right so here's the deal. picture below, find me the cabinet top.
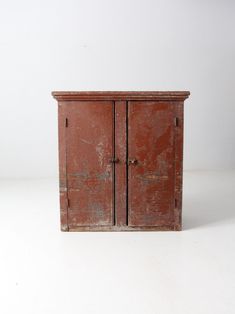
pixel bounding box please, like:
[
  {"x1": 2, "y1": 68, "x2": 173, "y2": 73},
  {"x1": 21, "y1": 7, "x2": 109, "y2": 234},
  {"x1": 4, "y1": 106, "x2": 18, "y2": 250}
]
[{"x1": 52, "y1": 91, "x2": 190, "y2": 101}]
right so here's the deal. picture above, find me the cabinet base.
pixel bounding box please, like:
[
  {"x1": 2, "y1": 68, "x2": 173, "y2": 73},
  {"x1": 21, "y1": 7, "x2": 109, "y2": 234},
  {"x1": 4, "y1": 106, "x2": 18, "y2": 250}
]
[{"x1": 61, "y1": 225, "x2": 182, "y2": 232}]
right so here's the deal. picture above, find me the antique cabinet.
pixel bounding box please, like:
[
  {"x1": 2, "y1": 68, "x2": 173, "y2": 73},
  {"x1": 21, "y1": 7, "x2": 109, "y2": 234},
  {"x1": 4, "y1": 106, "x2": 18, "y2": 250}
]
[{"x1": 52, "y1": 91, "x2": 190, "y2": 231}]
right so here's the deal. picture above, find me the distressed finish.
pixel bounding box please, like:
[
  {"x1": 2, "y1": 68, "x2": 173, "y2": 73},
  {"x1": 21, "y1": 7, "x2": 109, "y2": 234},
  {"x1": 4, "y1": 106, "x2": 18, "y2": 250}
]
[
  {"x1": 52, "y1": 91, "x2": 190, "y2": 231},
  {"x1": 115, "y1": 101, "x2": 127, "y2": 226},
  {"x1": 128, "y1": 101, "x2": 175, "y2": 227},
  {"x1": 65, "y1": 101, "x2": 114, "y2": 228}
]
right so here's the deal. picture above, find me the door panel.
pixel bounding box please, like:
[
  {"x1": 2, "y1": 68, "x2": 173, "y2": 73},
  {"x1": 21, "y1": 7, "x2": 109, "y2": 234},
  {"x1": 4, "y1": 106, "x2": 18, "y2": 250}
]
[
  {"x1": 128, "y1": 101, "x2": 175, "y2": 227},
  {"x1": 65, "y1": 101, "x2": 114, "y2": 227}
]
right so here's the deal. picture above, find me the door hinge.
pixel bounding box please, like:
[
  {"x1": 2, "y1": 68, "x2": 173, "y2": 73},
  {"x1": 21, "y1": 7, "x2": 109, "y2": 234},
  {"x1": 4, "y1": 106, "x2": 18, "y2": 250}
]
[
  {"x1": 67, "y1": 198, "x2": 70, "y2": 208},
  {"x1": 175, "y1": 199, "x2": 177, "y2": 208},
  {"x1": 65, "y1": 118, "x2": 68, "y2": 127},
  {"x1": 175, "y1": 117, "x2": 179, "y2": 127}
]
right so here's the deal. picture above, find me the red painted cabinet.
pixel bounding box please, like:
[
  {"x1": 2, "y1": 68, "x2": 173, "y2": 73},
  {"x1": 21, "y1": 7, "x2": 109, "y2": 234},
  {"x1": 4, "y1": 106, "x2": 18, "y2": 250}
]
[{"x1": 52, "y1": 92, "x2": 190, "y2": 231}]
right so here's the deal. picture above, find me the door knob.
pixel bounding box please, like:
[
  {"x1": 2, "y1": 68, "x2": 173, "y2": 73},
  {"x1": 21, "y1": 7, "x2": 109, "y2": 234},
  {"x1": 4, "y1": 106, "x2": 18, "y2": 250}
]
[
  {"x1": 109, "y1": 157, "x2": 119, "y2": 163},
  {"x1": 128, "y1": 158, "x2": 138, "y2": 165}
]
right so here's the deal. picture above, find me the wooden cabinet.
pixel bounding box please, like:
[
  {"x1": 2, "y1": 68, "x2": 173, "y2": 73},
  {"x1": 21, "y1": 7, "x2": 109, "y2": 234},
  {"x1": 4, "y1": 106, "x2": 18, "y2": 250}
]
[{"x1": 52, "y1": 91, "x2": 190, "y2": 231}]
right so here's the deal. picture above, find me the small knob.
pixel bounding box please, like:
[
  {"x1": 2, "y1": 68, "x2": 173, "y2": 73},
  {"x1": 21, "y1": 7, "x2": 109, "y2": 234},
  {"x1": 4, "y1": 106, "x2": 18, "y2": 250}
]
[
  {"x1": 128, "y1": 158, "x2": 138, "y2": 165},
  {"x1": 109, "y1": 157, "x2": 119, "y2": 163}
]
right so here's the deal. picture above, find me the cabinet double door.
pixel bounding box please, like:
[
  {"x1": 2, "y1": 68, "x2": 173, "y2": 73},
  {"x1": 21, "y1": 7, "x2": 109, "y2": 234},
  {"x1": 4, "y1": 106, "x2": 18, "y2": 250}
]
[{"x1": 64, "y1": 100, "x2": 176, "y2": 230}]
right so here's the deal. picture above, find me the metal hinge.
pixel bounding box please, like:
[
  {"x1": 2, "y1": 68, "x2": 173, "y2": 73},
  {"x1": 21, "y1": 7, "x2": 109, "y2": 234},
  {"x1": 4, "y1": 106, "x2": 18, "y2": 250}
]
[
  {"x1": 175, "y1": 199, "x2": 178, "y2": 208},
  {"x1": 174, "y1": 117, "x2": 180, "y2": 127},
  {"x1": 67, "y1": 198, "x2": 70, "y2": 208},
  {"x1": 65, "y1": 118, "x2": 68, "y2": 127},
  {"x1": 175, "y1": 117, "x2": 179, "y2": 127}
]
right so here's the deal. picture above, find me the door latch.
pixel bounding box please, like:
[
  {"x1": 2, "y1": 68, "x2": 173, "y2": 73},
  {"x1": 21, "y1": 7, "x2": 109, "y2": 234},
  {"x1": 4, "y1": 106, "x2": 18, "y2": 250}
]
[{"x1": 128, "y1": 158, "x2": 138, "y2": 165}]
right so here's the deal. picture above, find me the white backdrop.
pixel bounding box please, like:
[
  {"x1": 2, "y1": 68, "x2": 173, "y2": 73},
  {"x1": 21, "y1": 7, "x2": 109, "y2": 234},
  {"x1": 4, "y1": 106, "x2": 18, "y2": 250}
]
[{"x1": 0, "y1": 0, "x2": 235, "y2": 178}]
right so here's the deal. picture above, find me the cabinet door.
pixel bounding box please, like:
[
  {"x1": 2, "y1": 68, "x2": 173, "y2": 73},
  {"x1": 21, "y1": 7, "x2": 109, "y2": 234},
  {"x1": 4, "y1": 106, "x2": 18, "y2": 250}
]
[
  {"x1": 128, "y1": 101, "x2": 175, "y2": 227},
  {"x1": 65, "y1": 101, "x2": 114, "y2": 227}
]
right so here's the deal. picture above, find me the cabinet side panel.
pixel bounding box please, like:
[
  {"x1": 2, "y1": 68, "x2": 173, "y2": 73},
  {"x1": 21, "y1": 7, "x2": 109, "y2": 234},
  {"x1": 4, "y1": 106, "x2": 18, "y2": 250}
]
[
  {"x1": 115, "y1": 101, "x2": 127, "y2": 226},
  {"x1": 174, "y1": 102, "x2": 184, "y2": 230},
  {"x1": 58, "y1": 103, "x2": 68, "y2": 231}
]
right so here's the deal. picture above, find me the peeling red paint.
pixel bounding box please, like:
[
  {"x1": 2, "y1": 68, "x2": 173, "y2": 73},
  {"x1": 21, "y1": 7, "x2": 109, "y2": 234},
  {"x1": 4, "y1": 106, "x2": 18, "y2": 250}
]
[
  {"x1": 53, "y1": 91, "x2": 190, "y2": 231},
  {"x1": 128, "y1": 101, "x2": 175, "y2": 227}
]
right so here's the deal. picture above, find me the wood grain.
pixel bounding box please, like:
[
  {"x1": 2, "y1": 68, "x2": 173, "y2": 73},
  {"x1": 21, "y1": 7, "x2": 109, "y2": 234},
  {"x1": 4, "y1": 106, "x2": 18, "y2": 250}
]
[
  {"x1": 54, "y1": 92, "x2": 190, "y2": 231},
  {"x1": 52, "y1": 91, "x2": 190, "y2": 101}
]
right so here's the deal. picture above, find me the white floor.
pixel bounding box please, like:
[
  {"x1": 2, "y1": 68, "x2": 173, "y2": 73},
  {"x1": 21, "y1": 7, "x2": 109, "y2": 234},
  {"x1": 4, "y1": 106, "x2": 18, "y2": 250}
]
[{"x1": 0, "y1": 171, "x2": 235, "y2": 314}]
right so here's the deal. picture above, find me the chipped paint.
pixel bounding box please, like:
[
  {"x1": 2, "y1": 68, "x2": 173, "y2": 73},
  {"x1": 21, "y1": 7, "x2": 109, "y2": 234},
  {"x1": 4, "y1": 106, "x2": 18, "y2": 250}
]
[
  {"x1": 128, "y1": 101, "x2": 176, "y2": 227},
  {"x1": 61, "y1": 224, "x2": 69, "y2": 231},
  {"x1": 136, "y1": 173, "x2": 168, "y2": 182},
  {"x1": 64, "y1": 101, "x2": 114, "y2": 227},
  {"x1": 54, "y1": 92, "x2": 189, "y2": 231},
  {"x1": 80, "y1": 138, "x2": 92, "y2": 145},
  {"x1": 95, "y1": 141, "x2": 105, "y2": 166}
]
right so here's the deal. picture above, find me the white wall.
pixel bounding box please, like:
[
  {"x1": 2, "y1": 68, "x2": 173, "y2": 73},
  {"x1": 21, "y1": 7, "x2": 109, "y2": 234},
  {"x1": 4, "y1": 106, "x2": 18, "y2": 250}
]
[{"x1": 0, "y1": 0, "x2": 235, "y2": 178}]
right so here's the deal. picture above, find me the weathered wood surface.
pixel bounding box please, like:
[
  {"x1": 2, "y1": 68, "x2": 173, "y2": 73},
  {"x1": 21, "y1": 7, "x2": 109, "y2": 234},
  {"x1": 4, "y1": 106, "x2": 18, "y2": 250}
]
[
  {"x1": 174, "y1": 102, "x2": 184, "y2": 231},
  {"x1": 52, "y1": 91, "x2": 190, "y2": 101},
  {"x1": 58, "y1": 104, "x2": 68, "y2": 231},
  {"x1": 128, "y1": 101, "x2": 175, "y2": 228},
  {"x1": 64, "y1": 101, "x2": 114, "y2": 228},
  {"x1": 114, "y1": 101, "x2": 127, "y2": 226},
  {"x1": 53, "y1": 91, "x2": 190, "y2": 231}
]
